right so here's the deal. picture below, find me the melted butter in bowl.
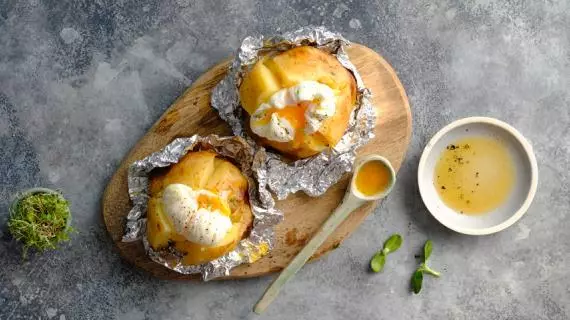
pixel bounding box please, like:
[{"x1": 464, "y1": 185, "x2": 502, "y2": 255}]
[
  {"x1": 434, "y1": 136, "x2": 515, "y2": 215},
  {"x1": 418, "y1": 117, "x2": 538, "y2": 235}
]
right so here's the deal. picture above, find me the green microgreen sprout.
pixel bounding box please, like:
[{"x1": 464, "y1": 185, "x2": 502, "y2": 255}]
[
  {"x1": 370, "y1": 234, "x2": 402, "y2": 272},
  {"x1": 7, "y1": 191, "x2": 73, "y2": 258},
  {"x1": 411, "y1": 240, "x2": 441, "y2": 294}
]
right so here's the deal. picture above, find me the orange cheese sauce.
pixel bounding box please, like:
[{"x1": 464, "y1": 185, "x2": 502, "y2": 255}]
[
  {"x1": 274, "y1": 104, "x2": 307, "y2": 128},
  {"x1": 253, "y1": 103, "x2": 308, "y2": 128},
  {"x1": 252, "y1": 103, "x2": 310, "y2": 147},
  {"x1": 196, "y1": 193, "x2": 230, "y2": 216},
  {"x1": 355, "y1": 160, "x2": 392, "y2": 196}
]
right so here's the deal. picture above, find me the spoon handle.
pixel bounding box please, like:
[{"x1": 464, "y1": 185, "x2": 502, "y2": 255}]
[{"x1": 254, "y1": 195, "x2": 365, "y2": 314}]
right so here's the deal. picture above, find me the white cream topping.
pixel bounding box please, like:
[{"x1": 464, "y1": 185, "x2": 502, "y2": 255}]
[
  {"x1": 250, "y1": 103, "x2": 295, "y2": 142},
  {"x1": 250, "y1": 81, "x2": 336, "y2": 142},
  {"x1": 162, "y1": 184, "x2": 232, "y2": 247}
]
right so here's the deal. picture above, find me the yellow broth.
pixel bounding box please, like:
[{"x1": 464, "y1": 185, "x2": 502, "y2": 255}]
[{"x1": 434, "y1": 136, "x2": 515, "y2": 215}]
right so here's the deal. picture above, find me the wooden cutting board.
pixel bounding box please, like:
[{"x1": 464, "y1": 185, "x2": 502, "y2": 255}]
[{"x1": 102, "y1": 44, "x2": 411, "y2": 280}]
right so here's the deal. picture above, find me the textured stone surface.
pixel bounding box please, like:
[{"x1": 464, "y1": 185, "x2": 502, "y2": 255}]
[{"x1": 1, "y1": 0, "x2": 569, "y2": 319}]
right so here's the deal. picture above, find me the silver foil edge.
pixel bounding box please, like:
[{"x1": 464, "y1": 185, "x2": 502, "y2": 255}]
[
  {"x1": 211, "y1": 26, "x2": 376, "y2": 200},
  {"x1": 122, "y1": 135, "x2": 283, "y2": 281}
]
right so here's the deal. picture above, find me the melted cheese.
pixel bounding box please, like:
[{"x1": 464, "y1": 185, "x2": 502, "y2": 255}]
[{"x1": 161, "y1": 184, "x2": 232, "y2": 247}]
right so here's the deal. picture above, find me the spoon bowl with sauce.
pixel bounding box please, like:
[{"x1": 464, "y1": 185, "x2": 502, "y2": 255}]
[
  {"x1": 418, "y1": 117, "x2": 538, "y2": 235},
  {"x1": 254, "y1": 154, "x2": 396, "y2": 314},
  {"x1": 353, "y1": 155, "x2": 396, "y2": 200}
]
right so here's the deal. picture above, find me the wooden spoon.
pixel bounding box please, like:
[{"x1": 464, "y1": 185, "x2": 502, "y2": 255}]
[{"x1": 254, "y1": 155, "x2": 396, "y2": 314}]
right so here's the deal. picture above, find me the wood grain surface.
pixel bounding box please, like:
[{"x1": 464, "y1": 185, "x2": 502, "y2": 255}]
[{"x1": 102, "y1": 44, "x2": 412, "y2": 280}]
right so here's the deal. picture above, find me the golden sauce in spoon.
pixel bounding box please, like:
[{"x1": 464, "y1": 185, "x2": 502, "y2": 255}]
[
  {"x1": 434, "y1": 136, "x2": 515, "y2": 215},
  {"x1": 355, "y1": 160, "x2": 392, "y2": 196}
]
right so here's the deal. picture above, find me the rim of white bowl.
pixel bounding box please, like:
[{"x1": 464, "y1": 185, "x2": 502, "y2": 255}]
[{"x1": 418, "y1": 117, "x2": 538, "y2": 235}]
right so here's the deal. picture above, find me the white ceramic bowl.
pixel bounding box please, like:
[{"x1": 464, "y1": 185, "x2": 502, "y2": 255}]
[{"x1": 418, "y1": 117, "x2": 538, "y2": 235}]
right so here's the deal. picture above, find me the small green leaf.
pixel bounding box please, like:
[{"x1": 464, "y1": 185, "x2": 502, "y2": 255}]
[
  {"x1": 382, "y1": 234, "x2": 403, "y2": 254},
  {"x1": 411, "y1": 270, "x2": 423, "y2": 294},
  {"x1": 424, "y1": 240, "x2": 433, "y2": 261},
  {"x1": 370, "y1": 253, "x2": 386, "y2": 272},
  {"x1": 422, "y1": 264, "x2": 441, "y2": 278}
]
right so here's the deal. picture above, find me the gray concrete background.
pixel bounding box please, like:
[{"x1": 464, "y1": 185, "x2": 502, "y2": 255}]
[{"x1": 1, "y1": 0, "x2": 569, "y2": 319}]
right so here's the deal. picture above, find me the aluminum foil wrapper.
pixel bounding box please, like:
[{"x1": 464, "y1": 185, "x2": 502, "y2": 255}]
[
  {"x1": 211, "y1": 26, "x2": 376, "y2": 200},
  {"x1": 122, "y1": 135, "x2": 283, "y2": 281}
]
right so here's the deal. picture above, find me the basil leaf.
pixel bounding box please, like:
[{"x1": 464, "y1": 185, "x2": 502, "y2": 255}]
[
  {"x1": 370, "y1": 252, "x2": 386, "y2": 272},
  {"x1": 383, "y1": 234, "x2": 403, "y2": 254},
  {"x1": 411, "y1": 270, "x2": 423, "y2": 294},
  {"x1": 424, "y1": 240, "x2": 433, "y2": 261}
]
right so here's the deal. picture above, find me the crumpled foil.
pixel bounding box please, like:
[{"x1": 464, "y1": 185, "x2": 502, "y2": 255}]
[
  {"x1": 211, "y1": 26, "x2": 376, "y2": 200},
  {"x1": 122, "y1": 135, "x2": 283, "y2": 280}
]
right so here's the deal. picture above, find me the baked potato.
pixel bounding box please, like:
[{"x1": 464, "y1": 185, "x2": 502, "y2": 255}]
[
  {"x1": 147, "y1": 151, "x2": 253, "y2": 266},
  {"x1": 239, "y1": 46, "x2": 357, "y2": 159}
]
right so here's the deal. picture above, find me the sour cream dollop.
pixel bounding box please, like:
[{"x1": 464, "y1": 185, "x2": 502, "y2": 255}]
[
  {"x1": 162, "y1": 184, "x2": 232, "y2": 247},
  {"x1": 250, "y1": 81, "x2": 336, "y2": 142}
]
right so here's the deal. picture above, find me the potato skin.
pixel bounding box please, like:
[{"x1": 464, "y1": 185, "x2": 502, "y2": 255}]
[
  {"x1": 239, "y1": 46, "x2": 357, "y2": 159},
  {"x1": 147, "y1": 151, "x2": 253, "y2": 266}
]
